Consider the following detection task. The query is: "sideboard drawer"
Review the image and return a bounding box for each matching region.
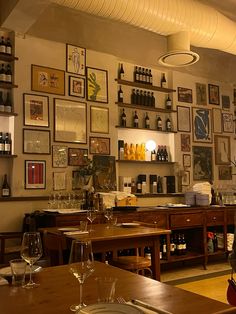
[141,213,167,228]
[206,211,224,225]
[170,213,203,228]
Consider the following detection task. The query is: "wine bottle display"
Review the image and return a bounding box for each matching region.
[166,94,172,109]
[166,117,171,131]
[157,116,162,131]
[133,111,139,128]
[120,109,126,127]
[144,112,150,129]
[1,174,10,197]
[161,73,167,88]
[118,63,124,79]
[118,85,123,103]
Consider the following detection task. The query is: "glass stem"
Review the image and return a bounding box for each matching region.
[29,263,33,284]
[79,283,83,307]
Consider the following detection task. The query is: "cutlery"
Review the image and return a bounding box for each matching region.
[131,299,172,314]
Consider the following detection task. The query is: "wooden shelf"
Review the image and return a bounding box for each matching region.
[169,252,204,262]
[116,125,177,133]
[116,102,177,113]
[116,159,175,164]
[0,82,18,89]
[0,154,17,158]
[0,111,18,117]
[0,53,18,62]
[115,78,176,93]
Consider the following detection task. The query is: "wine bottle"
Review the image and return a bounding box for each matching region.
[4,132,11,155]
[157,176,163,193]
[157,115,162,131]
[0,91,4,112]
[145,69,150,84]
[147,91,151,106]
[118,85,123,103]
[166,117,171,132]
[163,145,169,162]
[162,238,167,259]
[170,236,175,256]
[136,89,140,105]
[156,145,161,161]
[0,36,6,54]
[144,112,150,129]
[136,181,142,193]
[166,94,172,109]
[138,67,142,82]
[0,132,4,155]
[118,63,124,79]
[160,146,165,161]
[4,92,12,113]
[120,108,126,127]
[143,91,147,106]
[131,89,136,104]
[151,92,155,107]
[151,149,156,161]
[5,64,12,83]
[134,66,138,82]
[182,234,187,255]
[6,38,12,55]
[0,64,6,82]
[149,69,153,85]
[139,90,143,106]
[1,174,11,197]
[161,73,167,88]
[142,68,146,83]
[133,110,139,128]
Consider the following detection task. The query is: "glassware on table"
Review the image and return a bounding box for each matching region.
[69,239,95,312]
[86,208,97,231]
[20,232,43,289]
[104,207,113,228]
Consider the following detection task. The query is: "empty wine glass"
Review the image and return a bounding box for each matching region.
[69,239,95,311]
[20,232,43,288]
[104,207,113,228]
[86,208,97,231]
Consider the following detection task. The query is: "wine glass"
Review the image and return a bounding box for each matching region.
[69,239,95,311]
[20,232,43,288]
[104,207,113,228]
[86,208,96,231]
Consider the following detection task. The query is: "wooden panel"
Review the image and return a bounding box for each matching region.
[226,209,236,225]
[206,210,224,226]
[170,213,203,228]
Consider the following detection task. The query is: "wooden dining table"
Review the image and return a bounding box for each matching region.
[0,261,233,314]
[40,223,171,281]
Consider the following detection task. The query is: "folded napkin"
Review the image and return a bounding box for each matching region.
[0,276,9,286]
[128,300,172,314]
[64,231,89,236]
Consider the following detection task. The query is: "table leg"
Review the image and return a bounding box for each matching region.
[151,237,160,281]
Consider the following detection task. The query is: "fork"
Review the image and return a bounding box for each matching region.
[116,296,126,304]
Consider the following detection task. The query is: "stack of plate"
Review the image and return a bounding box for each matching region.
[196,193,210,206]
[185,192,196,206]
[193,182,212,205]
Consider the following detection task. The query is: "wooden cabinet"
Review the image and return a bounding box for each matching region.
[169,212,203,229]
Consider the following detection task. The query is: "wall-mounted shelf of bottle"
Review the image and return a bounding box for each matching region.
[115,79,176,93]
[116,160,175,164]
[116,102,177,113]
[0,54,18,62]
[116,125,177,133]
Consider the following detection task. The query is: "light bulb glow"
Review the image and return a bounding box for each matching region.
[146,140,156,152]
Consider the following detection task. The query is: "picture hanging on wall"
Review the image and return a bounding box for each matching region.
[53,172,66,191]
[89,136,110,155]
[192,107,212,143]
[182,171,190,186]
[31,65,65,95]
[93,155,117,192]
[181,134,191,152]
[66,44,86,76]
[23,129,51,154]
[196,82,207,106]
[52,145,68,168]
[208,84,220,105]
[177,87,192,103]
[222,112,234,133]
[177,106,191,132]
[183,154,191,167]
[68,148,88,166]
[212,108,222,133]
[218,165,232,180]
[214,135,231,165]
[25,160,46,189]
[86,67,108,103]
[90,106,109,133]
[222,95,230,110]
[193,146,213,181]
[23,93,49,127]
[68,76,85,98]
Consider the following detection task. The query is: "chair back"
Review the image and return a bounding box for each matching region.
[43,231,67,266]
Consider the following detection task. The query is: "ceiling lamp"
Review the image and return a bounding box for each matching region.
[158,31,200,67]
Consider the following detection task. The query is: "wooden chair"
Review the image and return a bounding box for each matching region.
[0,232,23,265]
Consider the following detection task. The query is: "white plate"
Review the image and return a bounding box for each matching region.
[78,303,144,314]
[121,223,140,228]
[58,227,80,232]
[0,265,42,277]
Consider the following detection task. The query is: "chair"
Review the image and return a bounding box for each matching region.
[0,232,23,265]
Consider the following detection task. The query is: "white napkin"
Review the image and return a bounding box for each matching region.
[127,301,171,314]
[0,276,9,286]
[64,231,89,236]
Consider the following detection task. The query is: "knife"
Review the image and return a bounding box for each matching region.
[131,299,172,314]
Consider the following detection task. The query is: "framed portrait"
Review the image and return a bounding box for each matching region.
[93,155,117,192]
[66,44,86,76]
[196,82,207,106]
[89,136,110,155]
[183,154,191,167]
[25,160,46,189]
[86,67,108,103]
[177,87,192,103]
[218,166,232,180]
[212,108,222,133]
[208,84,220,105]
[53,172,66,191]
[52,145,68,168]
[192,107,212,143]
[193,146,213,181]
[214,135,231,165]
[222,112,234,133]
[222,95,230,110]
[68,148,88,166]
[31,65,65,95]
[181,134,191,152]
[68,76,85,98]
[23,93,49,127]
[182,171,190,186]
[54,98,87,143]
[23,129,50,154]
[177,106,191,132]
[90,106,109,134]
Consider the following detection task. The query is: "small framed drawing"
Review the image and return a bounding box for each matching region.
[68,75,85,98]
[193,146,213,181]
[192,107,212,143]
[23,93,49,127]
[68,148,88,166]
[208,84,220,105]
[90,106,109,133]
[222,112,234,133]
[181,134,191,152]
[54,98,87,143]
[86,67,108,103]
[182,171,190,186]
[177,106,191,132]
[31,65,65,95]
[53,172,66,191]
[222,95,230,110]
[212,108,222,133]
[183,154,191,167]
[25,160,46,189]
[196,82,207,106]
[89,136,110,155]
[218,166,232,180]
[215,135,231,165]
[66,44,86,76]
[52,145,68,168]
[23,129,50,154]
[177,87,192,103]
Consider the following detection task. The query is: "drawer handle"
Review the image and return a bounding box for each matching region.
[186,218,191,222]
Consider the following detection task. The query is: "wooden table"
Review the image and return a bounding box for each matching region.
[0,262,233,314]
[40,223,171,281]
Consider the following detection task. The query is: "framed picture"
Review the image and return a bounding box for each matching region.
[192,107,212,143]
[181,134,191,152]
[52,145,68,168]
[66,44,86,76]
[222,113,234,133]
[208,84,220,105]
[53,172,66,190]
[93,155,117,192]
[54,98,87,143]
[177,87,192,103]
[177,106,191,132]
[23,129,50,154]
[222,95,230,110]
[212,108,222,133]
[86,67,108,103]
[68,148,88,166]
[23,93,49,127]
[90,106,109,134]
[182,171,190,186]
[193,146,213,181]
[72,170,82,190]
[89,136,110,155]
[25,160,46,189]
[214,135,231,165]
[218,166,232,180]
[183,154,191,167]
[68,76,85,98]
[196,82,207,106]
[31,64,65,95]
